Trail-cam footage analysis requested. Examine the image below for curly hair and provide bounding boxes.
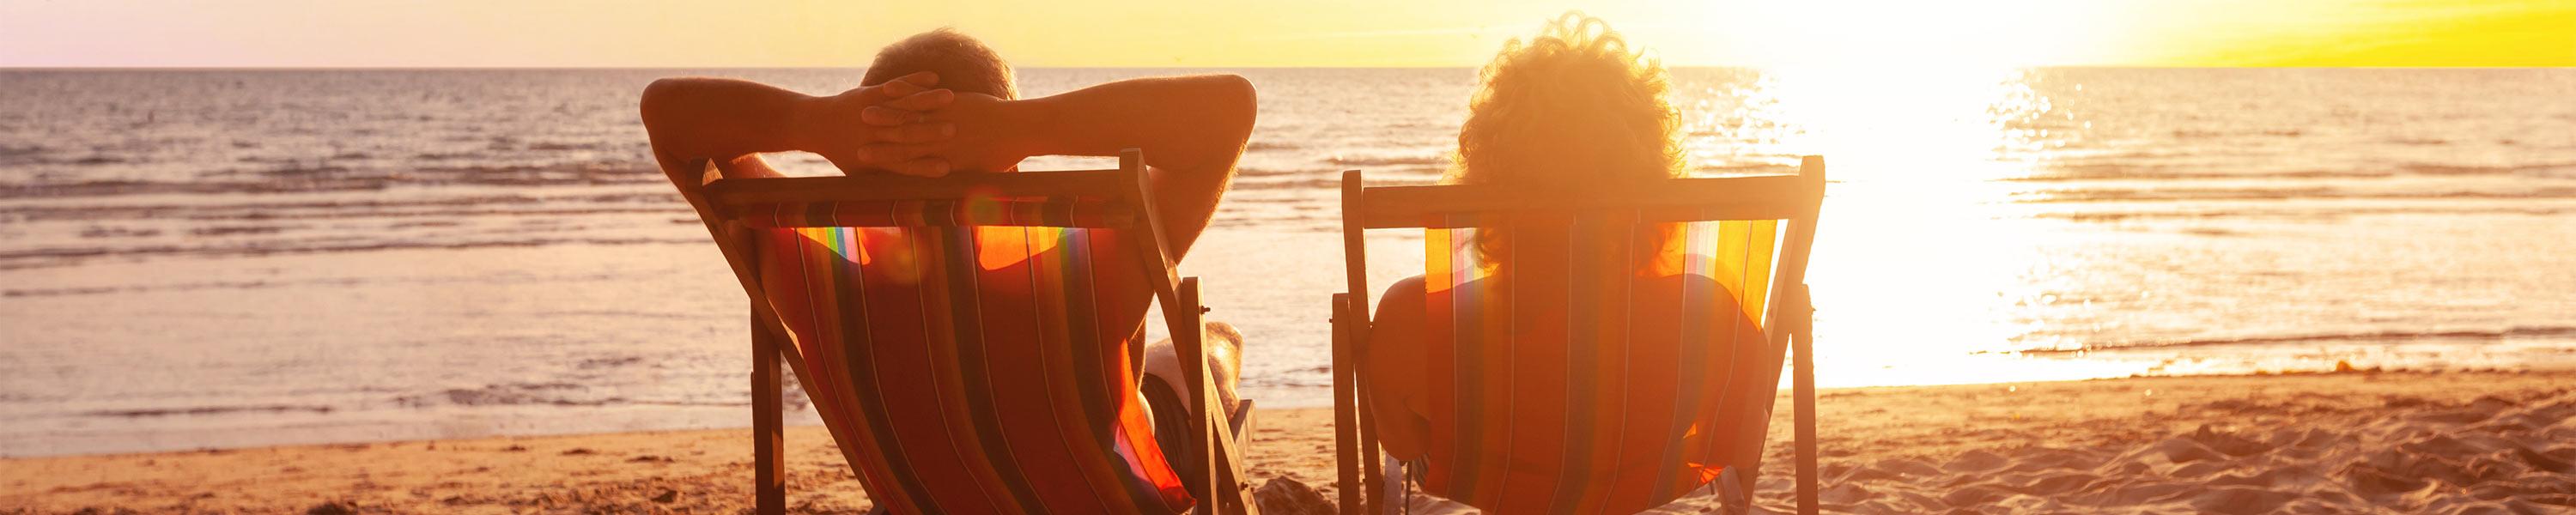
[1449,13,1686,267]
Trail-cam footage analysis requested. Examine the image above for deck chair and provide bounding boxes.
[685,149,1259,514]
[1331,156,1826,514]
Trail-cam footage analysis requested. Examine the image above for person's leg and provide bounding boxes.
[1144,321,1242,415]
[1141,321,1246,487]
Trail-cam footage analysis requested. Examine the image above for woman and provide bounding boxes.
[1362,13,1777,513]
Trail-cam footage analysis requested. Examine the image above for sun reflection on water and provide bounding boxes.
[1709,65,2160,387]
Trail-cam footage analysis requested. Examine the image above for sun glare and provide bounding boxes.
[1730,0,2117,69]
[1710,59,2086,386]
[1784,72,2070,386]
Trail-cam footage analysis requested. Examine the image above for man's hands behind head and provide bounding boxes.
[916,92,1032,174]
[806,71,961,178]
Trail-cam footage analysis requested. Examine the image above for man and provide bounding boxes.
[641,28,1255,512]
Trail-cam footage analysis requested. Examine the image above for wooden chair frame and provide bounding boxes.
[689,149,1258,514]
[1332,156,1827,514]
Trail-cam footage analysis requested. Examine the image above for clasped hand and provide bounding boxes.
[814,71,1015,178]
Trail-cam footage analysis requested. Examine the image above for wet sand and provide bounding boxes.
[6,370,2572,514]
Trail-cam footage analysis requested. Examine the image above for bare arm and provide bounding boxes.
[1367,276,1435,460]
[930,75,1258,259]
[638,72,957,197]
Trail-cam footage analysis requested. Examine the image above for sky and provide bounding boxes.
[2,0,2570,68]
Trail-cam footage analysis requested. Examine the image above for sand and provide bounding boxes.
[6,370,2573,514]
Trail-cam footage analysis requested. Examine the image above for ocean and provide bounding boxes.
[3,68,2572,457]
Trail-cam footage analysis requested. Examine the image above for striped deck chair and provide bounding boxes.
[687,149,1258,514]
[1332,156,1826,514]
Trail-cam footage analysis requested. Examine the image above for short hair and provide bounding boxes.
[861,28,1017,100]
[1449,13,1685,267]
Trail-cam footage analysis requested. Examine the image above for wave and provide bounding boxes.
[2398,162,2576,176]
[2040,204,2573,222]
[2167,128,2310,140]
[82,403,337,418]
[2016,326,2576,355]
[190,225,292,237]
[1325,153,1449,167]
[389,382,732,409]
[2011,167,2391,182]
[1230,177,1343,191]
[0,191,677,222]
[78,226,164,239]
[524,142,603,151]
[0,177,386,198]
[256,164,354,177]
[0,236,703,273]
[1234,167,1315,178]
[2016,186,2576,203]
[0,162,668,199]
[73,387,728,419]
[577,356,645,369]
[2009,161,2576,183]
[393,382,583,408]
[1692,162,1801,176]
[0,152,133,167]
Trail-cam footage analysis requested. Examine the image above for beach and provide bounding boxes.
[9,369,2571,514]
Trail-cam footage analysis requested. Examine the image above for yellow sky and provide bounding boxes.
[1,0,2568,68]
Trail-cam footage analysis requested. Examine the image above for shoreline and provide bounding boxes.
[15,362,2559,461]
[7,369,2573,513]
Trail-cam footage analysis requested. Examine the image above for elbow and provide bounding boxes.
[1212,74,1258,139]
[638,78,684,130]
[1185,74,1257,164]
[1212,74,1255,112]
[1167,74,1257,173]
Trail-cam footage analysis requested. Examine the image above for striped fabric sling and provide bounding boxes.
[1416,211,1781,513]
[744,197,1195,514]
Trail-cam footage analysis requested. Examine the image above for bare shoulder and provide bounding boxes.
[1371,275,1431,335]
[1377,276,1428,312]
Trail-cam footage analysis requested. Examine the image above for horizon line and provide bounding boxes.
[7,64,2570,71]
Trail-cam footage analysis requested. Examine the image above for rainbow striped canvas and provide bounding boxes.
[1415,212,1783,513]
[743,199,1194,514]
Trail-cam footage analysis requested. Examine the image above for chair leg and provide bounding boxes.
[1208,414,1258,515]
[1358,385,1382,514]
[1331,294,1363,515]
[753,307,787,515]
[1177,278,1259,515]
[1792,323,1817,515]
